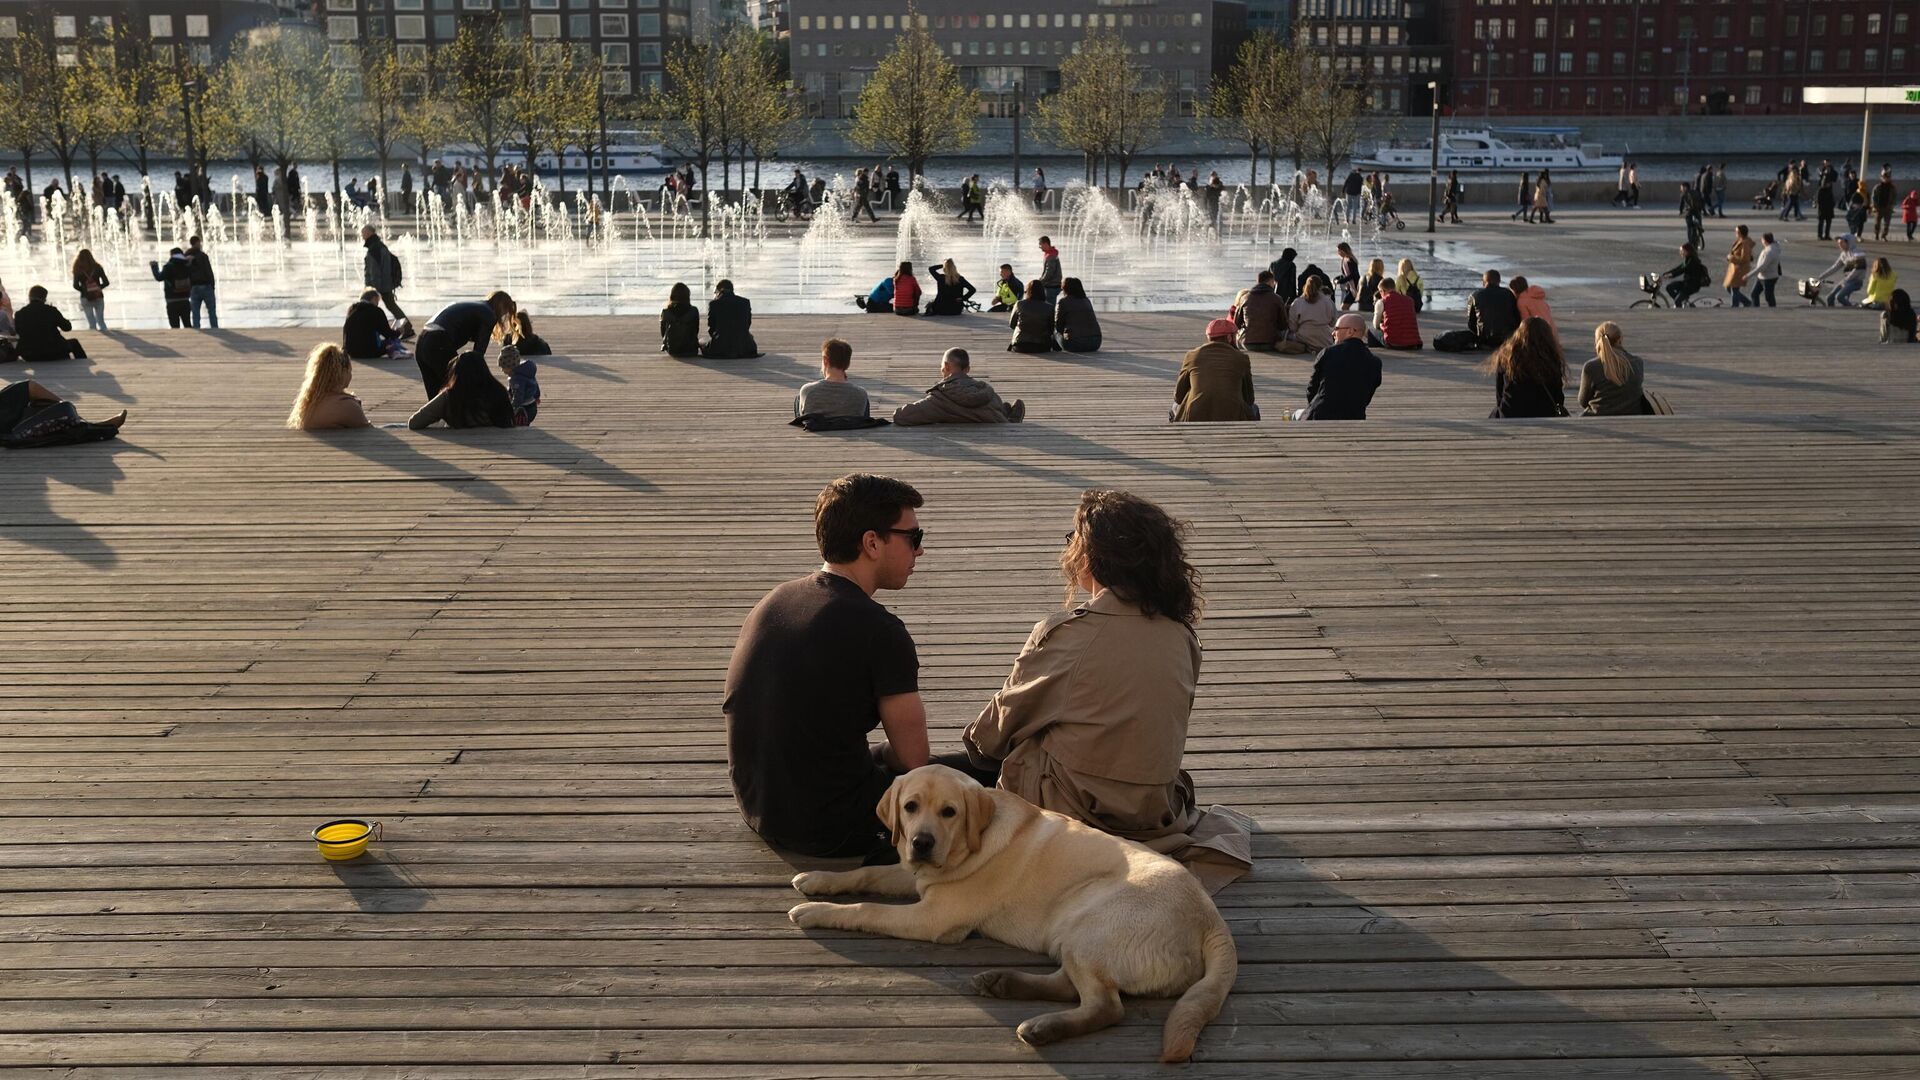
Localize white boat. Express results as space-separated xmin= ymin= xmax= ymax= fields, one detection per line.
xmin=1357 ymin=127 xmax=1624 ymax=172
xmin=431 ymin=140 xmax=673 ymax=177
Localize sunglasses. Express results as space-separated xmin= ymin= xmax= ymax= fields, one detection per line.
xmin=885 ymin=527 xmax=925 ymax=549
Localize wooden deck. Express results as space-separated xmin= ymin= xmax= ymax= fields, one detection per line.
xmin=4 ymin=210 xmax=1920 ymax=1077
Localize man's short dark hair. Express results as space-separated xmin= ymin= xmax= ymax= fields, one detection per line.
xmin=28 ymin=285 xmax=47 ymax=303
xmin=943 ymin=347 xmax=970 ymax=370
xmin=1483 ymin=269 xmax=1502 ymax=286
xmin=822 ymin=338 xmax=852 ymax=370
xmin=1257 ymin=270 xmax=1274 ymax=284
xmin=999 ymin=263 xmax=1012 ymax=273
xmin=1038 ymin=236 xmax=1050 ymax=246
xmin=189 ymin=235 xmax=202 ymax=247
xmin=1510 ymin=275 xmax=1529 ymax=292
xmin=816 ymin=475 xmax=924 ymax=564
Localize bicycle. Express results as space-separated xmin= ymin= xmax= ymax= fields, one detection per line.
xmin=1629 ymin=272 xmax=1724 ymax=309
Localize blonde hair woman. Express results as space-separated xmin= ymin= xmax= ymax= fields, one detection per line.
xmin=1395 ymin=257 xmax=1424 ymax=311
xmin=1359 ymin=257 xmax=1387 ymax=313
xmin=1576 ymin=321 xmax=1647 ymax=416
xmin=287 ymin=343 xmax=372 ymax=430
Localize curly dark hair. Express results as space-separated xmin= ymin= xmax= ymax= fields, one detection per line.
xmin=1060 ymin=490 xmax=1203 ymax=625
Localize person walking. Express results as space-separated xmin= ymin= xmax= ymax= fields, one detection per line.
xmin=1780 ymin=166 xmax=1805 ymax=222
xmin=361 ymin=226 xmax=408 ymax=331
xmin=1443 ymin=170 xmax=1461 ymax=223
xmin=1816 ymin=176 xmax=1837 ymax=240
xmin=1614 ymin=160 xmax=1632 ymax=208
xmin=1748 ymin=232 xmax=1783 ymax=308
xmin=850 ymin=168 xmax=877 ymax=223
xmin=1513 ymin=171 xmax=1532 ymax=221
xmin=1903 ymin=190 xmax=1919 ymax=242
xmin=1532 ymin=171 xmax=1553 ymax=224
xmin=149 ymin=247 xmax=193 ymax=328
xmin=1724 ymin=225 xmax=1755 ymax=308
xmin=1037 ymin=236 xmax=1063 ymax=308
xmin=1627 ymin=161 xmax=1640 ymax=208
xmin=1031 ymin=166 xmax=1048 ymax=212
xmin=185 ymin=235 xmax=217 ymax=330
xmin=956 ymin=174 xmax=984 ymax=222
xmin=69 ymin=249 xmax=110 ymax=332
xmin=1871 ymin=169 xmax=1896 ymax=242
xmin=1679 ymin=184 xmax=1705 ymax=252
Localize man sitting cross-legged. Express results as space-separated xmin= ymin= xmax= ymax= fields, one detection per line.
xmin=892 ymin=348 xmax=1025 ymax=425
xmin=724 ymin=474 xmax=997 ymax=861
xmin=1293 ymin=313 xmax=1383 ymax=421
xmin=794 ymin=338 xmax=871 ymax=421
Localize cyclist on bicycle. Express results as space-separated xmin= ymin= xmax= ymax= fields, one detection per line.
xmin=1659 ymin=243 xmax=1711 ymax=307
xmin=783 ymin=170 xmax=811 ymax=220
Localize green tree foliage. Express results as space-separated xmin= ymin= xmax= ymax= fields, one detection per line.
xmin=643 ymin=38 xmax=723 ymax=228
xmin=1302 ymin=77 xmax=1369 ymax=190
xmin=1035 ymin=29 xmax=1166 ymax=188
xmin=848 ymin=17 xmax=976 ymax=180
xmin=1200 ymin=31 xmax=1303 ymax=187
xmin=0 ymin=39 xmax=45 ymax=195
xmin=357 ymin=46 xmax=422 ymax=199
xmin=442 ymin=15 xmax=520 ymax=182
xmin=214 ymin=26 xmax=333 ymax=216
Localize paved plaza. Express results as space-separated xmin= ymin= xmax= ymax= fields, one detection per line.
xmin=3 ymin=208 xmax=1920 ymax=1076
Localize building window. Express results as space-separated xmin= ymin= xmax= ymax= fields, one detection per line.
xmin=1585 ymin=50 xmax=1598 ymax=73
xmin=1557 ymin=51 xmax=1571 ymax=74
xmin=568 ymin=14 xmax=590 ymax=36
xmin=1638 ymin=86 xmax=1650 ymax=106
xmin=329 ymin=16 xmax=359 ymax=39
xmin=1839 ymin=14 xmax=1854 ymax=36
xmin=1711 ymin=16 xmax=1729 ymax=38
xmin=396 ymin=15 xmax=426 ymax=37
xmin=1585 ymin=87 xmax=1597 ymax=107
xmin=56 ymin=44 xmax=78 ymax=66
xmin=1531 ymin=52 xmax=1546 ymax=74
xmin=602 ymin=42 xmax=628 ymax=65
xmin=186 ymin=15 xmax=210 ymax=37
xmin=1783 ymin=50 xmax=1797 ymax=73
xmin=1530 ymin=87 xmax=1543 ymax=106
xmin=1710 ymin=51 xmax=1726 ymax=74
xmin=1532 ymin=16 xmax=1546 ymax=38
xmin=54 ymin=15 xmax=77 ymax=37
xmin=636 ymin=14 xmax=658 ymax=34
xmin=466 ymin=0 xmax=493 ymax=8
xmin=150 ymin=15 xmax=174 ymax=37
xmin=636 ymin=42 xmax=659 ymax=64
xmin=1747 ymin=51 xmax=1764 ymax=73
xmin=1745 ymin=85 xmax=1761 ymax=106
xmin=86 ymin=15 xmax=112 ymax=36
xmin=1808 ymin=49 xmax=1823 ymax=73
xmin=1749 ymin=15 xmax=1765 ymax=37
xmin=604 ymin=69 xmax=630 ymax=94
xmin=1865 ymin=48 xmax=1880 ymax=71
xmin=329 ymin=0 xmax=356 ymax=9
xmin=601 ymin=14 xmax=626 ymax=35
xmin=1896 ymin=14 xmax=1911 ymax=36
xmin=1894 ymin=48 xmax=1908 ymax=71
xmin=531 ymin=14 xmax=559 ymax=36
xmin=0 ymin=17 xmax=14 ymax=37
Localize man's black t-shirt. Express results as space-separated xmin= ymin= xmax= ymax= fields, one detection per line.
xmin=723 ymin=572 xmax=918 ymax=854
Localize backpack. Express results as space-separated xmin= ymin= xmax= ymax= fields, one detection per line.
xmin=388 ymin=250 xmax=403 ymax=288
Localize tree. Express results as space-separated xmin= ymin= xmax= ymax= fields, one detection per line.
xmin=1097 ymin=37 xmax=1166 ymax=188
xmin=735 ymin=33 xmax=801 ymax=193
xmin=65 ymin=51 xmax=124 ymax=185
xmin=104 ymin=29 xmax=183 ymax=197
xmin=216 ymin=26 xmax=332 ymax=218
xmin=442 ymin=15 xmax=520 ymax=183
xmin=1201 ymin=31 xmax=1301 ymax=188
xmin=1303 ymin=77 xmax=1369 ymax=191
xmin=1032 ymin=39 xmax=1109 ymax=185
xmin=0 ymin=38 xmax=51 ymax=201
xmin=645 ymin=39 xmax=722 ymax=229
xmin=847 ymin=16 xmax=976 ymax=180
xmin=357 ymin=46 xmax=420 ymax=200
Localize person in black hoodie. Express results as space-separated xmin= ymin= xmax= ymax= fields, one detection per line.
xmin=361 ymin=226 xmax=408 ymax=327
xmin=701 ymin=279 xmax=761 ymax=359
xmin=343 ymin=289 xmax=406 ymax=359
xmin=1484 ymin=317 xmax=1567 ymax=419
xmin=414 ymin=290 xmax=516 ymax=397
xmin=1268 ymin=247 xmax=1298 ymax=307
xmin=661 ymin=282 xmax=701 ymax=356
xmin=409 ymin=350 xmax=514 ymax=430
xmin=12 ymin=287 xmax=86 ymax=362
xmin=149 ymin=248 xmax=193 ymax=329
xmin=923 ymin=259 xmax=976 ymax=316
xmin=1466 ymin=269 xmax=1522 ymax=349
xmin=1296 ymin=263 xmax=1333 ymax=297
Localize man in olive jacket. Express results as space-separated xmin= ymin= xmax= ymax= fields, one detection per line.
xmin=1172 ymin=319 xmax=1257 ymax=422
xmin=892 ymin=349 xmax=1025 ymax=425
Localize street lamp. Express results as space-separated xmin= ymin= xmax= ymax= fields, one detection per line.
xmin=1426 ymin=81 xmax=1441 ymax=233
xmin=1011 ymin=80 xmax=1023 ymax=188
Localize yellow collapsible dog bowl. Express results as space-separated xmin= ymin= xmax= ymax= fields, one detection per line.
xmin=312 ymin=819 xmax=381 ymax=861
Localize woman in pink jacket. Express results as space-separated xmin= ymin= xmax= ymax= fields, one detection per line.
xmin=1510 ymin=276 xmax=1556 ymax=338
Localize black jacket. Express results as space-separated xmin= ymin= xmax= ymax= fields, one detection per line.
xmin=1053 ymin=294 xmax=1102 ymax=349
xmin=925 ymin=269 xmax=976 ymax=316
xmin=1302 ymin=339 xmax=1382 ymax=421
xmin=186 ymin=249 xmax=215 ymax=287
xmin=1467 ymin=285 xmax=1522 ymax=347
xmin=702 ymin=292 xmax=759 ymax=358
xmin=151 ymin=255 xmax=193 ymax=301
xmin=1008 ymin=297 xmax=1056 ymax=351
xmin=1270 ymin=254 xmax=1298 ymax=305
xmin=1666 ymin=255 xmax=1710 ymax=291
xmin=660 ymin=302 xmax=700 ymax=355
xmin=425 ymin=301 xmax=498 ymax=362
xmin=13 ymin=302 xmax=74 ymax=361
xmin=1490 ymin=371 xmax=1567 ymax=419
xmin=342 ymin=301 xmax=393 ymax=359
xmin=363 ymin=236 xmax=398 ymax=292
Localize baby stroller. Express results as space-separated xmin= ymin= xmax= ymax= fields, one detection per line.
xmin=1752 ymin=181 xmax=1777 ymax=211
xmin=1376 ymin=192 xmax=1407 ymax=230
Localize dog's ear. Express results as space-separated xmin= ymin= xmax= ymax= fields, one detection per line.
xmin=876 ymin=777 xmax=906 ymax=843
xmin=964 ymin=783 xmax=996 ymax=856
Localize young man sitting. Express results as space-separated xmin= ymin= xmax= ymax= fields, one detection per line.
xmin=12 ymin=287 xmax=86 ymax=362
xmin=794 ymin=338 xmax=870 ymax=421
xmin=723 ymin=474 xmax=994 ymax=860
xmin=987 ymin=264 xmax=1023 ymax=312
xmin=1371 ymin=278 xmax=1422 ymax=350
xmin=891 ymin=348 xmax=1025 ymax=425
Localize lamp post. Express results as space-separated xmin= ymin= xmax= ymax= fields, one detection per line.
xmin=1426 ymin=81 xmax=1441 ymax=233
xmin=1011 ymin=79 xmax=1022 ymax=188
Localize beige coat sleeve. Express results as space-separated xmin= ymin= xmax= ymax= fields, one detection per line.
xmin=963 ymin=612 xmax=1079 ymax=768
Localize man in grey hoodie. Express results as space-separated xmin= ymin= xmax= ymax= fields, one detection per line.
xmin=891 ymin=348 xmax=1025 ymax=426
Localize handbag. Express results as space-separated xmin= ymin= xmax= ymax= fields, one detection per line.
xmin=1643 ymin=392 xmax=1675 ymax=416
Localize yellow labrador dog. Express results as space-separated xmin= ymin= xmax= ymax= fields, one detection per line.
xmin=788 ymin=764 xmax=1237 ymax=1063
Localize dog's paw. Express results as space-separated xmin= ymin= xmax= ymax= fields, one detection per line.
xmin=1015 ymin=1015 xmax=1067 ymax=1047
xmin=972 ymin=971 xmax=1015 ymax=998
xmin=791 ymin=871 xmax=835 ymax=896
xmin=787 ymin=901 xmax=837 ymax=929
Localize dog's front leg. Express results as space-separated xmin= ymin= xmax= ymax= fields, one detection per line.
xmin=791 ymin=864 xmax=917 ymax=898
xmin=789 ymin=898 xmax=973 ymax=944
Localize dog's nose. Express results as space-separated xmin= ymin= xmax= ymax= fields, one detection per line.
xmin=910 ymin=832 xmax=936 ymax=856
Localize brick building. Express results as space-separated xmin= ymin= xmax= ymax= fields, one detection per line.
xmin=1453 ymin=0 xmax=1919 ymax=117
xmin=310 ymin=0 xmax=694 ymax=97
xmin=0 ymin=0 xmax=300 ymax=65
xmin=786 ymin=0 xmax=1250 ymax=120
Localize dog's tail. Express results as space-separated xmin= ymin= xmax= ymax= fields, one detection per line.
xmin=1160 ymin=921 xmax=1238 ymax=1063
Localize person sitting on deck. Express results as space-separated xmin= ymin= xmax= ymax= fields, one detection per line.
xmin=924 ymin=259 xmax=977 ymax=317
xmin=1172 ymin=319 xmax=1256 ymax=422
xmin=794 ymin=338 xmax=871 ymax=422
xmin=409 ymin=350 xmax=515 ymax=430
xmin=1293 ymin=314 xmax=1382 ymax=420
xmin=853 ymin=275 xmax=896 ymax=315
xmin=1465 ymin=270 xmax=1522 ymax=350
xmin=1879 ymin=289 xmax=1917 ymax=344
xmin=499 ymin=345 xmax=540 ymax=426
xmin=342 ymin=289 xmax=410 ymax=361
xmin=1578 ymin=321 xmax=1651 ymax=415
xmin=12 ymin=287 xmax=86 ymax=362
xmin=988 ymin=264 xmax=1024 ymax=313
xmin=1276 ymin=276 xmax=1337 ymax=355
xmin=1053 ymin=278 xmax=1102 ymax=353
xmin=890 ymin=261 xmax=923 ymax=316
xmin=1370 ymin=279 xmax=1423 ymax=351
xmin=891 ymin=348 xmax=1025 ymax=425
xmin=506 ymin=311 xmax=552 ymax=356
xmin=1 ymin=378 xmax=126 ymax=448
xmin=701 ymin=279 xmax=762 ymax=359
xmin=1233 ymin=270 xmax=1285 ymax=352
xmin=287 ymin=343 xmax=372 ymax=430
xmin=661 ymin=282 xmax=702 ymax=356
xmin=1510 ymin=276 xmax=1556 ymax=338
xmin=1008 ymin=281 xmax=1058 ymax=353
xmin=724 ymin=474 xmax=997 ymax=860
xmin=962 ymin=489 xmax=1251 ymax=889
xmin=1485 ymin=317 xmax=1568 ymax=419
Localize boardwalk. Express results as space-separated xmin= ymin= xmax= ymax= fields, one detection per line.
xmin=4 ymin=209 xmax=1920 ymax=1076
